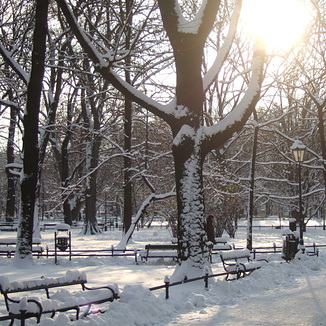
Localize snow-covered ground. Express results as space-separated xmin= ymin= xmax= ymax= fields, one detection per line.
xmin=1 ymin=218 xmax=326 ymax=325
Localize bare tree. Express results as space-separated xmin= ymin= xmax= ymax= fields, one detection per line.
xmin=55 ymin=0 xmax=265 ymax=278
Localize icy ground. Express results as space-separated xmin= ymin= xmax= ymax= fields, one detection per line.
xmin=1 ymin=218 xmax=326 ymax=325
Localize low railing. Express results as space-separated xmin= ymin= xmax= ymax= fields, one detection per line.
xmin=45 ymin=246 xmax=138 ymax=263
xmin=237 ymin=225 xmax=326 ymax=229
xmin=149 ymin=270 xmax=229 ymax=299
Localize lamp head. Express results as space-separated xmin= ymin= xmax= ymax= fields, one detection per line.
xmin=291 ymin=140 xmax=306 ymax=162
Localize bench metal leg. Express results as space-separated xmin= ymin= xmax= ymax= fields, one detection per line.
xmin=82 ymin=304 xmax=91 ymax=317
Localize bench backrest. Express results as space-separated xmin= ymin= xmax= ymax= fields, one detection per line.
xmin=0 ymin=271 xmax=87 ymax=295
xmin=220 ymin=249 xmax=251 ymax=261
xmin=215 ymin=237 xmax=228 ymax=244
xmin=0 ymin=238 xmax=41 ymax=246
xmin=144 ymin=244 xmax=177 ymax=250
xmin=1 ymin=279 xmax=86 ymax=295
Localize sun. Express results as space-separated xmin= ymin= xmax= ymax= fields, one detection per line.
xmin=241 ymin=0 xmax=312 ymax=53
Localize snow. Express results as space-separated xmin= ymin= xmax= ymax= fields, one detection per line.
xmin=0 ymin=270 xmax=86 ymax=292
xmin=1 ymin=218 xmax=326 ymax=325
xmin=291 ymin=139 xmax=306 ymax=151
xmin=203 ymin=36 xmax=265 ymax=139
xmin=174 ymin=0 xmax=207 ymax=34
xmin=219 ymin=248 xmax=250 ymax=259
xmin=0 ymin=43 xmax=29 ymax=84
xmin=203 ymin=0 xmax=242 ymax=91
xmin=54 ymin=224 xmax=71 ymax=231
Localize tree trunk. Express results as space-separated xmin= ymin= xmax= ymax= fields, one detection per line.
xmin=5 ymin=103 xmax=18 ymax=222
xmin=123 ymin=0 xmax=133 ymax=234
xmin=123 ymin=98 xmax=133 ymax=233
xmin=247 ymin=114 xmax=259 ymax=250
xmin=172 ymin=138 xmax=210 ymax=279
xmin=81 ymin=76 xmax=102 ymax=234
xmin=61 ymin=130 xmax=73 ymax=226
xmin=16 ymin=0 xmax=48 ymax=260
xmin=317 ymin=103 xmax=326 ymax=204
xmin=156 ymin=0 xmax=218 ymax=279
xmin=83 ymin=137 xmax=102 ymax=234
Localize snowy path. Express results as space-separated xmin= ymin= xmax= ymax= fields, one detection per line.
xmin=165 ymin=266 xmax=326 ymax=326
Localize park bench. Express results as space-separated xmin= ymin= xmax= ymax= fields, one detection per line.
xmin=0 ymin=223 xmax=17 ymax=232
xmin=0 ymin=238 xmax=45 ymax=258
xmin=98 ymin=218 xmax=117 ymax=231
xmin=306 ymin=243 xmax=319 ymax=256
xmin=219 ymin=249 xmax=268 ymax=280
xmin=209 ymin=237 xmax=232 ymax=251
xmin=139 ymin=240 xmax=230 ymax=264
xmin=0 ymin=270 xmax=119 ymax=325
xmin=139 ymin=244 xmax=179 ymax=263
xmin=41 ymin=223 xmax=57 ymax=231
xmin=207 ymin=237 xmax=232 ymax=262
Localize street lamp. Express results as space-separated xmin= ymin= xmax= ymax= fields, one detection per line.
xmin=291 ymin=140 xmax=306 ymax=253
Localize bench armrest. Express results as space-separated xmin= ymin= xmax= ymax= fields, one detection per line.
xmin=256 ymin=258 xmax=269 ymax=263
xmin=83 ymin=285 xmax=119 ymax=300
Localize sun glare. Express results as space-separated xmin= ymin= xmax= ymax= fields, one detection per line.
xmin=241 ymin=0 xmax=311 ymax=53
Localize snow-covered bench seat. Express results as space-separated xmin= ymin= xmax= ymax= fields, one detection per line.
xmin=139 ymin=244 xmax=179 ymax=263
xmin=219 ymin=249 xmax=268 ymax=280
xmin=0 ymin=270 xmax=119 ymax=324
xmin=0 ymin=238 xmax=45 ymax=258
xmin=208 ymin=237 xmax=232 ymax=252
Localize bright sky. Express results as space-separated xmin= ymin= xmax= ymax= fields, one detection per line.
xmin=241 ymin=0 xmax=312 ymax=54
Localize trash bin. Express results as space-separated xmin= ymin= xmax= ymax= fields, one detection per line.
xmin=282 ymin=232 xmax=299 ymax=261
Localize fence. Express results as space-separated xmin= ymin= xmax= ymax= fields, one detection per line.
xmin=237 ymin=225 xmax=326 ymax=230
xmin=149 ymin=269 xmax=229 ymax=299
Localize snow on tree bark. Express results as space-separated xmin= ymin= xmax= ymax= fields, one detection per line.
xmin=173 ymin=134 xmax=210 ymax=277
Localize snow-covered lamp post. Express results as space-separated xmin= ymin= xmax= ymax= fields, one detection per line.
xmin=291 ymin=140 xmax=306 ymax=253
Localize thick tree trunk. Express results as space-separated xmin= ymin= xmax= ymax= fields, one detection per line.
xmin=16 ymin=0 xmax=48 ymax=260
xmin=56 ymin=0 xmax=265 ymax=280
xmin=172 ymin=135 xmax=210 ymax=280
xmin=158 ymin=1 xmax=220 ymax=280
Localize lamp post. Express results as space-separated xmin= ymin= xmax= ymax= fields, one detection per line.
xmin=291 ymin=140 xmax=306 ymax=253
xmin=104 ymin=188 xmax=110 ymax=231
